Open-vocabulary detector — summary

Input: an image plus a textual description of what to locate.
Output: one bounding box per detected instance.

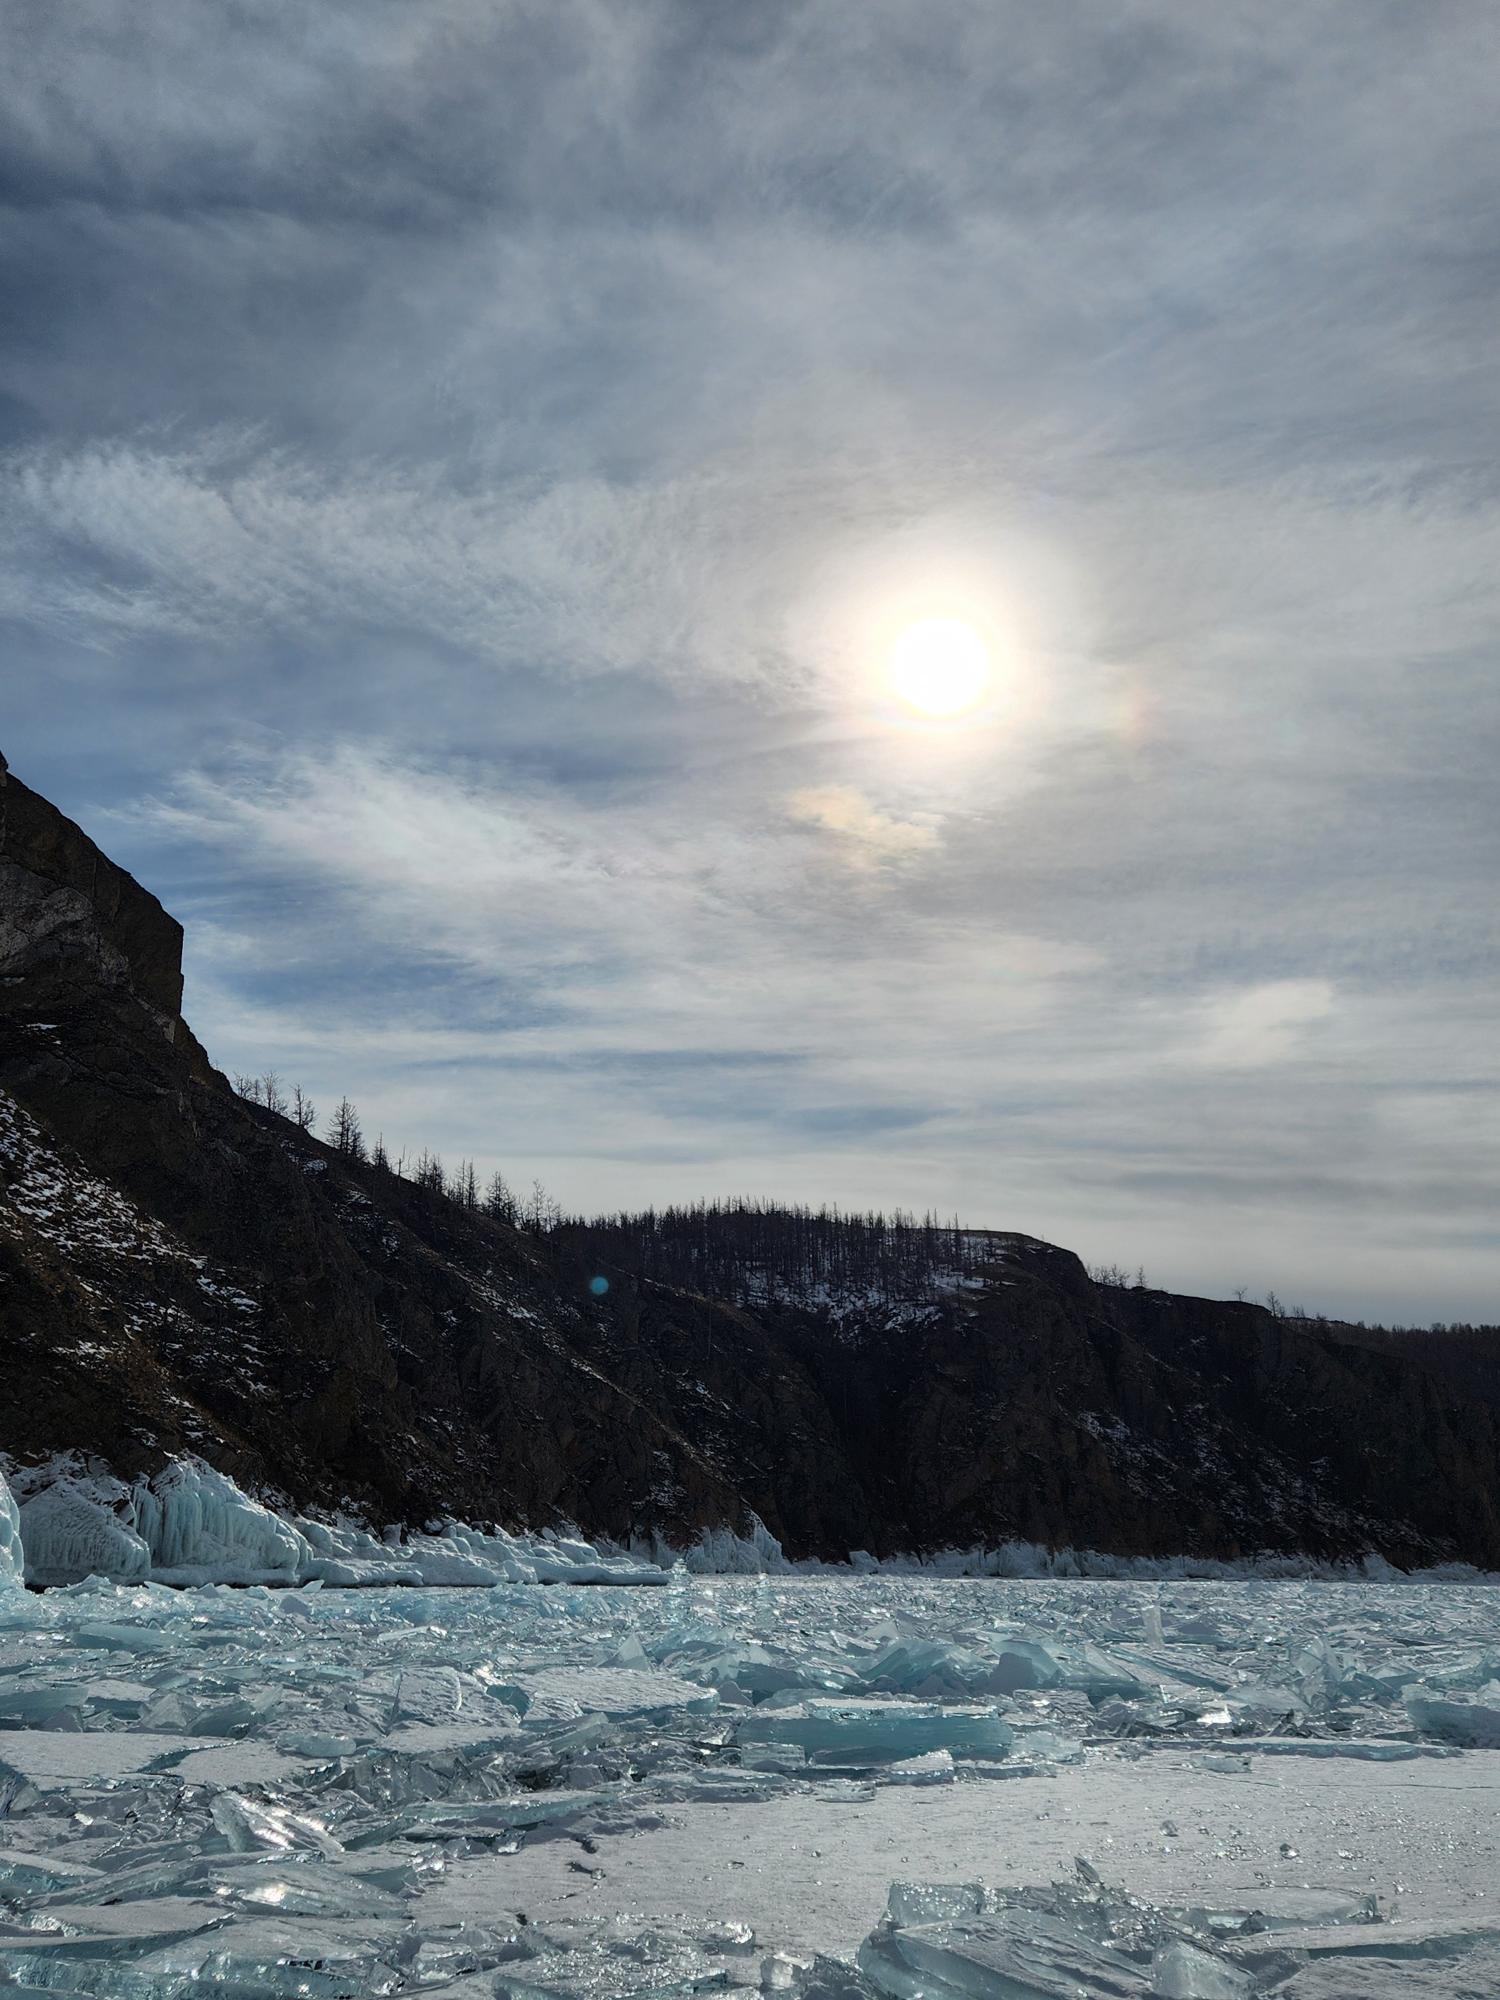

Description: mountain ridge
[3,753,1498,1573]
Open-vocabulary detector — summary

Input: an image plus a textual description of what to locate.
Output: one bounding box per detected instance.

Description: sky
[2,1,1498,1323]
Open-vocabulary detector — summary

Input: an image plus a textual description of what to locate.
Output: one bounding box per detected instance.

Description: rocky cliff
[1,754,196,1049]
[3,755,1498,1570]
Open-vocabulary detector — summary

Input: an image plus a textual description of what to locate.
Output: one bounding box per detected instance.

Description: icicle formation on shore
[2,1455,796,1589]
[0,1460,23,1590]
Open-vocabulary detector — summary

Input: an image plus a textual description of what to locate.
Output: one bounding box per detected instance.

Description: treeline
[551,1197,982,1303]
[235,1068,975,1295]
[231,1073,561,1230]
[232,1074,1499,1367]
[1088,1246,1500,1403]
[1090,1265,1314,1317]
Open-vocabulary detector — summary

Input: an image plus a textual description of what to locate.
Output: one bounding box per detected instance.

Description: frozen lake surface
[2,1574,1499,1996]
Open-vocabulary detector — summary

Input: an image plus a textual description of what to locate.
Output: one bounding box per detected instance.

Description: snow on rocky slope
[8,1025,1500,1575]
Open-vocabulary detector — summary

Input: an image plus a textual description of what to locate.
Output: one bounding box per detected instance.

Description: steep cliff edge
[3,754,1497,1570]
[0,753,207,1061]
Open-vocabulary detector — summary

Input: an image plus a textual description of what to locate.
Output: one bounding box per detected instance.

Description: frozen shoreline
[5,1453,1498,1592]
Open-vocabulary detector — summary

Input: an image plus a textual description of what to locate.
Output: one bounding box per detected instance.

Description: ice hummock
[13,1461,152,1583]
[136,1456,307,1584]
[859,1899,1151,1996]
[1402,1681,1500,1747]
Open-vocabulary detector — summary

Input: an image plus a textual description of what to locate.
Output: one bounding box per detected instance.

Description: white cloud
[7,2,1499,1318]
[131,743,1087,1056]
[1194,979,1337,1069]
[128,734,1500,1322]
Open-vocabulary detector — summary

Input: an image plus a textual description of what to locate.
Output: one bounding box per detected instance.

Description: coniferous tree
[330,1097,366,1161]
[483,1169,516,1223]
[524,1178,561,1233]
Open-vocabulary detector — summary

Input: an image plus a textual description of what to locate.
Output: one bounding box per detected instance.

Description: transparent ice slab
[1403,1681,1500,1747]
[737,1697,1014,1768]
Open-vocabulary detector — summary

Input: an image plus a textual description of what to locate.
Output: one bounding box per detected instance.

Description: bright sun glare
[889,616,991,717]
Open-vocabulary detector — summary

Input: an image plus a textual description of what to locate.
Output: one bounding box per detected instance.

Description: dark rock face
[2,755,183,1035]
[3,755,1498,1568]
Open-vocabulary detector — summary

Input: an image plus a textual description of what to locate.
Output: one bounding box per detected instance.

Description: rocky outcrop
[2,753,181,1033]
[3,753,1498,1569]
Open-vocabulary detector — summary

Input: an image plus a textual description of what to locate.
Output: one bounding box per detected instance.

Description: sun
[889,617,991,717]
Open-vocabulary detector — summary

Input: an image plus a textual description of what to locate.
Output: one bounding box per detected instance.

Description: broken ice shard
[737,1695,1013,1768]
[858,1907,1148,1997]
[1403,1681,1500,1747]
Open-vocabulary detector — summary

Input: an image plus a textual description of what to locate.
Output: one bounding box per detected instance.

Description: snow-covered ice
[1,1565,1499,1996]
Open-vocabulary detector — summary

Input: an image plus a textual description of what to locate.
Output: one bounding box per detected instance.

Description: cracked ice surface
[2,1572,1499,1996]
